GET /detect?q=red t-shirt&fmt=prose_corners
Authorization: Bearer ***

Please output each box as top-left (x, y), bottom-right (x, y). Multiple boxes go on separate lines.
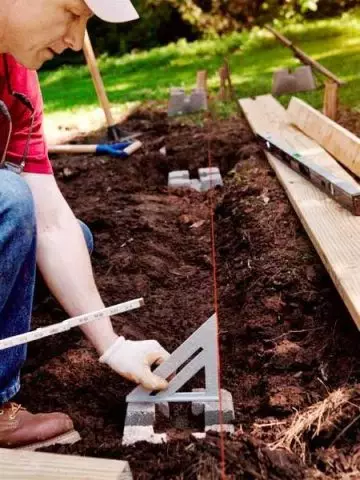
top-left (0, 54), bottom-right (52, 174)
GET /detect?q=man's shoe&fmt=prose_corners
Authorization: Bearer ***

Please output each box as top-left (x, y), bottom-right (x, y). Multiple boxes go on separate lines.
top-left (0, 403), bottom-right (81, 450)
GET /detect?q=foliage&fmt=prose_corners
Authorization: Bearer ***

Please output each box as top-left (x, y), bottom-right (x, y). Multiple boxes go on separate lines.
top-left (41, 0), bottom-right (358, 70)
top-left (146, 0), bottom-right (358, 35)
top-left (39, 12), bottom-right (360, 122)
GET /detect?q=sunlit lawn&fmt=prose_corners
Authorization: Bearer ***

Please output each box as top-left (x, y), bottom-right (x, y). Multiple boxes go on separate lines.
top-left (39, 9), bottom-right (360, 123)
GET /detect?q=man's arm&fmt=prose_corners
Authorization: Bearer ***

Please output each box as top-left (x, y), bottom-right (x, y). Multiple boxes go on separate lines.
top-left (24, 172), bottom-right (118, 354)
top-left (24, 173), bottom-right (169, 390)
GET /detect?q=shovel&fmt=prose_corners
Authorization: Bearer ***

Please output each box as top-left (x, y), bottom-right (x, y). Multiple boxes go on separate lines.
top-left (49, 140), bottom-right (142, 158)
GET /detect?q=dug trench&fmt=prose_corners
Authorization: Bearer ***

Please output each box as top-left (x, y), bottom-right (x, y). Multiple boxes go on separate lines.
top-left (16, 107), bottom-right (360, 479)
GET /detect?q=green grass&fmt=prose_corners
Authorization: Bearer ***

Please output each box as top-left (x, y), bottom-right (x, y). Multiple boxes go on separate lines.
top-left (39, 9), bottom-right (360, 121)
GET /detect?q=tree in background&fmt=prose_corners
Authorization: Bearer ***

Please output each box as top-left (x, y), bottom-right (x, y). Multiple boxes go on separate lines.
top-left (147, 0), bottom-right (357, 34)
top-left (41, 0), bottom-right (357, 69)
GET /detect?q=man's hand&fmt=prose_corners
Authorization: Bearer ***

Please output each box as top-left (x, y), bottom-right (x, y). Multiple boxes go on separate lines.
top-left (99, 337), bottom-right (170, 390)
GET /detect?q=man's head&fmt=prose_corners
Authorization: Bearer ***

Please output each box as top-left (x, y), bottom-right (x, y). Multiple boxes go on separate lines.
top-left (1, 0), bottom-right (138, 70)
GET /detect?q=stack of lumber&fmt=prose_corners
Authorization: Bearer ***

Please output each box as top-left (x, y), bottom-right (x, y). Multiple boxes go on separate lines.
top-left (0, 448), bottom-right (132, 479)
top-left (239, 94), bottom-right (360, 329)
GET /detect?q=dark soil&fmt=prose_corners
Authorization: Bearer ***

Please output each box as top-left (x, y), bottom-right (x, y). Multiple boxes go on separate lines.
top-left (16, 105), bottom-right (360, 479)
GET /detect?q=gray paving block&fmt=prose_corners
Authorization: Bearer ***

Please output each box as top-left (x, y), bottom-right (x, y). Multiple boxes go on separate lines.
top-left (123, 402), bottom-right (168, 445)
top-left (198, 167), bottom-right (220, 178)
top-left (122, 426), bottom-right (167, 446)
top-left (157, 402), bottom-right (170, 419)
top-left (168, 178), bottom-right (191, 188)
top-left (125, 403), bottom-right (155, 427)
top-left (169, 170), bottom-right (190, 180)
top-left (205, 424), bottom-right (235, 434)
top-left (190, 179), bottom-right (202, 192)
top-left (200, 173), bottom-right (223, 192)
top-left (188, 88), bottom-right (208, 113)
top-left (168, 88), bottom-right (186, 116)
top-left (168, 87), bottom-right (207, 116)
top-left (192, 388), bottom-right (235, 426)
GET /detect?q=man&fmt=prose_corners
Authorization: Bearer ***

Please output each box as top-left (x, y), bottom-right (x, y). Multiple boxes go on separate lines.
top-left (0, 0), bottom-right (169, 450)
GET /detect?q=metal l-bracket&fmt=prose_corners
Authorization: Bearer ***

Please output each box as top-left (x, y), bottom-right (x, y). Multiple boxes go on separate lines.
top-left (126, 315), bottom-right (219, 403)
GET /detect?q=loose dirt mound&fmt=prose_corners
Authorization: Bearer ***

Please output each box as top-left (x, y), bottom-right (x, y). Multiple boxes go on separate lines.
top-left (17, 107), bottom-right (360, 478)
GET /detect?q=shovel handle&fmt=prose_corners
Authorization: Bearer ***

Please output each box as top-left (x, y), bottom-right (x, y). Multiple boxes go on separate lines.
top-left (123, 140), bottom-right (142, 156)
top-left (83, 30), bottom-right (115, 127)
top-left (49, 144), bottom-right (97, 154)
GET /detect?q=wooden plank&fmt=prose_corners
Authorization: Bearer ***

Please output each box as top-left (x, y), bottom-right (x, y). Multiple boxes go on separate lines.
top-left (241, 95), bottom-right (359, 185)
top-left (323, 80), bottom-right (338, 120)
top-left (239, 94), bottom-right (360, 329)
top-left (288, 96), bottom-right (360, 178)
top-left (0, 448), bottom-right (132, 480)
top-left (196, 70), bottom-right (208, 91)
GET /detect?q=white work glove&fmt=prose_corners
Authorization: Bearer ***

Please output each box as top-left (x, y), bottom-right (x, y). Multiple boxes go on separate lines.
top-left (99, 336), bottom-right (170, 391)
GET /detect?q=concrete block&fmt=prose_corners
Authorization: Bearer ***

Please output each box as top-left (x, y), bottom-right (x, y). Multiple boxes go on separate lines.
top-left (190, 179), bottom-right (202, 192)
top-left (294, 66), bottom-right (316, 92)
top-left (122, 426), bottom-right (167, 446)
top-left (169, 170), bottom-right (190, 180)
top-left (125, 403), bottom-right (155, 427)
top-left (123, 402), bottom-right (168, 445)
top-left (188, 88), bottom-right (208, 113)
top-left (192, 388), bottom-right (235, 426)
top-left (272, 67), bottom-right (316, 96)
top-left (157, 402), bottom-right (170, 419)
top-left (168, 87), bottom-right (207, 116)
top-left (205, 424), bottom-right (235, 434)
top-left (200, 173), bottom-right (223, 192)
top-left (198, 167), bottom-right (220, 178)
top-left (168, 88), bottom-right (186, 116)
top-left (168, 178), bottom-right (191, 189)
top-left (272, 69), bottom-right (297, 96)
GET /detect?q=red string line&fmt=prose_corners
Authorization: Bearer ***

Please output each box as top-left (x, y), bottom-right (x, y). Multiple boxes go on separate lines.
top-left (207, 135), bottom-right (227, 479)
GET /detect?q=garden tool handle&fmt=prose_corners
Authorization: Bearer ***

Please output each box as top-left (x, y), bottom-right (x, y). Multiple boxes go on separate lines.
top-left (83, 29), bottom-right (116, 128)
top-left (49, 141), bottom-right (143, 158)
top-left (123, 140), bottom-right (142, 156)
top-left (49, 144), bottom-right (97, 154)
top-left (95, 140), bottom-right (142, 157)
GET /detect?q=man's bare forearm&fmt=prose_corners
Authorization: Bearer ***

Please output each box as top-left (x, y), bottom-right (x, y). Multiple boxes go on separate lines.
top-left (24, 173), bottom-right (118, 354)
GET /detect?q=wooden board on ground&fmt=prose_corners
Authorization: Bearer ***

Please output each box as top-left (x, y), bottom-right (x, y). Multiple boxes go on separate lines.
top-left (239, 94), bottom-right (360, 329)
top-left (0, 448), bottom-right (132, 480)
top-left (288, 96), bottom-right (360, 178)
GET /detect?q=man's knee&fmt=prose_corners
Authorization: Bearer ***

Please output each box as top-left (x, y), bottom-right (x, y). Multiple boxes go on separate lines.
top-left (0, 171), bottom-right (35, 242)
top-left (78, 220), bottom-right (94, 254)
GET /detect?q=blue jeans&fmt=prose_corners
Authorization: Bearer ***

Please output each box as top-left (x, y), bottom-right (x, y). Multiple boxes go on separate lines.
top-left (0, 170), bottom-right (93, 404)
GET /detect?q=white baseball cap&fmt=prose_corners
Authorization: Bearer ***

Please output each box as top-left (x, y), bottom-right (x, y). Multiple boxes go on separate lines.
top-left (84, 0), bottom-right (139, 23)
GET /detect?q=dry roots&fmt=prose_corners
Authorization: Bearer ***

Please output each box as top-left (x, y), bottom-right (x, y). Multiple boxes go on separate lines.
top-left (269, 387), bottom-right (359, 461)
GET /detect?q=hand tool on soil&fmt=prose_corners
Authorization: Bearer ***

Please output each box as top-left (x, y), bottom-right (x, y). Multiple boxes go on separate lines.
top-left (49, 139), bottom-right (143, 158)
top-left (0, 298), bottom-right (144, 351)
top-left (127, 314), bottom-right (219, 403)
top-left (257, 131), bottom-right (360, 215)
top-left (123, 315), bottom-right (235, 446)
top-left (83, 30), bottom-right (139, 141)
